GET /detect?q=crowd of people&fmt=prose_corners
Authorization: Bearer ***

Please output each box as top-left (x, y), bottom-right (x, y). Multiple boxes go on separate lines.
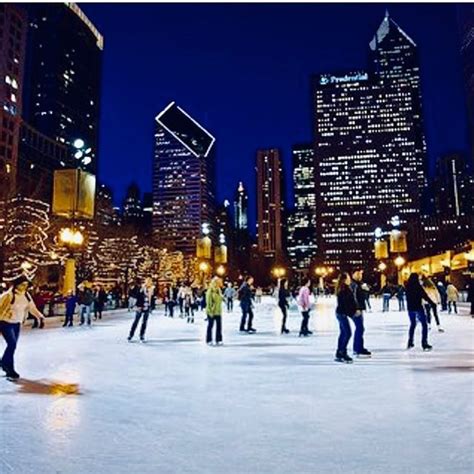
top-left (0, 269), bottom-right (473, 380)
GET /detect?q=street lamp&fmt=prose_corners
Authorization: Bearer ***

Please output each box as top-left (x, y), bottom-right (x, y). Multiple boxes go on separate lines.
top-left (59, 227), bottom-right (84, 295)
top-left (216, 264), bottom-right (226, 277)
top-left (377, 262), bottom-right (387, 289)
top-left (272, 266), bottom-right (286, 280)
top-left (394, 256), bottom-right (406, 285)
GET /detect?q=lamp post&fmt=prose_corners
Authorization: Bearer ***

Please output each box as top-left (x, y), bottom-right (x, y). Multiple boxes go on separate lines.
top-left (272, 266), bottom-right (286, 284)
top-left (394, 255), bottom-right (406, 285)
top-left (378, 261), bottom-right (387, 289)
top-left (59, 227), bottom-right (84, 295)
top-left (216, 264), bottom-right (226, 278)
top-left (315, 266), bottom-right (333, 293)
top-left (73, 138), bottom-right (93, 167)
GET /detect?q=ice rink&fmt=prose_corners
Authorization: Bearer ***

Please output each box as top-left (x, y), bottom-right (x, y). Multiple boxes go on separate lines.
top-left (1, 297), bottom-right (473, 474)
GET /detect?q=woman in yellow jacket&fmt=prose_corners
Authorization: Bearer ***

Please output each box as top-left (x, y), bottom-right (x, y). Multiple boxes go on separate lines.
top-left (206, 277), bottom-right (223, 346)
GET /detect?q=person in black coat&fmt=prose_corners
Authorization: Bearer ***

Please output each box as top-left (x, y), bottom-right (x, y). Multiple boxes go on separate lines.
top-left (93, 285), bottom-right (107, 320)
top-left (335, 272), bottom-right (357, 363)
top-left (278, 279), bottom-right (290, 334)
top-left (238, 276), bottom-right (256, 333)
top-left (349, 269), bottom-right (371, 357)
top-left (405, 273), bottom-right (434, 351)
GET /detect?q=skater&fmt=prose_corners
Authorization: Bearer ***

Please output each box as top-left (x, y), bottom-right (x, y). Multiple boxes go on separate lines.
top-left (396, 285), bottom-right (406, 311)
top-left (223, 282), bottom-right (236, 312)
top-left (405, 273), bottom-right (434, 351)
top-left (446, 283), bottom-right (459, 314)
top-left (93, 285), bottom-right (107, 320)
top-left (255, 287), bottom-right (263, 304)
top-left (128, 278), bottom-right (154, 343)
top-left (238, 276), bottom-right (256, 333)
top-left (0, 276), bottom-right (45, 380)
top-left (278, 278), bottom-right (290, 334)
top-left (297, 279), bottom-right (313, 337)
top-left (184, 286), bottom-right (195, 323)
top-left (31, 288), bottom-right (46, 328)
top-left (381, 284), bottom-right (392, 312)
top-left (350, 269), bottom-right (371, 357)
top-left (63, 290), bottom-right (77, 327)
top-left (206, 277), bottom-right (223, 345)
top-left (437, 281), bottom-right (448, 312)
top-left (78, 282), bottom-right (94, 326)
top-left (177, 284), bottom-right (186, 317)
top-left (128, 280), bottom-right (141, 312)
top-left (361, 282), bottom-right (371, 311)
top-left (334, 272), bottom-right (356, 363)
top-left (422, 277), bottom-right (444, 332)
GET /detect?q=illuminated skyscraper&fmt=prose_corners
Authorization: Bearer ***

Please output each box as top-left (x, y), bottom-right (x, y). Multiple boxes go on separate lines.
top-left (234, 181), bottom-right (248, 231)
top-left (313, 12), bottom-right (427, 268)
top-left (153, 101), bottom-right (216, 255)
top-left (256, 149), bottom-right (283, 259)
top-left (23, 3), bottom-right (103, 174)
top-left (287, 145), bottom-right (317, 276)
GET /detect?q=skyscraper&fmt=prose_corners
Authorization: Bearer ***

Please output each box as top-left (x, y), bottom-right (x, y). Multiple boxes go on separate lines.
top-left (234, 181), bottom-right (248, 231)
top-left (287, 144), bottom-right (317, 276)
top-left (458, 4), bottom-right (474, 166)
top-left (153, 101), bottom-right (216, 255)
top-left (23, 3), bottom-right (103, 174)
top-left (313, 13), bottom-right (427, 268)
top-left (0, 4), bottom-right (27, 200)
top-left (256, 149), bottom-right (283, 259)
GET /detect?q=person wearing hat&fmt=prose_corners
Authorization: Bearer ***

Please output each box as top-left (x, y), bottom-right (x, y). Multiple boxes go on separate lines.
top-left (205, 277), bottom-right (224, 345)
top-left (127, 278), bottom-right (154, 343)
top-left (0, 276), bottom-right (45, 380)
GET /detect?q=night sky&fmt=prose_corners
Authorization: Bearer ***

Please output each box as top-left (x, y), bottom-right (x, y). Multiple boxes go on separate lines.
top-left (81, 3), bottom-right (469, 230)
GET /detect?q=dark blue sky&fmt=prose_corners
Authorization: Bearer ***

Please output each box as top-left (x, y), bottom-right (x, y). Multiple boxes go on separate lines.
top-left (81, 3), bottom-right (469, 229)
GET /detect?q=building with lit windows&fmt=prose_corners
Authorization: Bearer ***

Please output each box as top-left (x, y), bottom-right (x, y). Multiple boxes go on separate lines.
top-left (256, 149), bottom-right (283, 259)
top-left (313, 12), bottom-right (427, 269)
top-left (0, 4), bottom-right (27, 200)
top-left (23, 3), bottom-right (103, 174)
top-left (234, 181), bottom-right (248, 231)
top-left (152, 101), bottom-right (216, 255)
top-left (287, 144), bottom-right (317, 277)
top-left (122, 183), bottom-right (143, 227)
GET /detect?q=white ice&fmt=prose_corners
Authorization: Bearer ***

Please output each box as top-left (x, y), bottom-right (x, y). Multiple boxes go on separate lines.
top-left (0, 297), bottom-right (473, 474)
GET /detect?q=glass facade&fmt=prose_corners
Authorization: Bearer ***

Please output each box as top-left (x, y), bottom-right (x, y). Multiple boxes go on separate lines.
top-left (314, 13), bottom-right (427, 269)
top-left (153, 102), bottom-right (216, 255)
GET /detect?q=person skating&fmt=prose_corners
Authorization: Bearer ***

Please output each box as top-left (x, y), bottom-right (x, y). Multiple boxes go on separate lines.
top-left (381, 284), bottom-right (392, 312)
top-left (206, 277), bottom-right (224, 345)
top-left (128, 280), bottom-right (141, 312)
top-left (223, 282), bottom-right (236, 312)
top-left (297, 279), bottom-right (313, 337)
top-left (361, 282), bottom-right (371, 311)
top-left (396, 285), bottom-right (406, 311)
top-left (128, 278), bottom-right (154, 343)
top-left (93, 285), bottom-right (107, 320)
top-left (78, 282), bottom-right (94, 326)
top-left (334, 273), bottom-right (356, 363)
top-left (63, 291), bottom-right (77, 327)
top-left (446, 283), bottom-right (459, 314)
top-left (350, 269), bottom-right (371, 357)
top-left (238, 276), bottom-right (256, 333)
top-left (0, 276), bottom-right (45, 380)
top-left (437, 281), bottom-right (448, 312)
top-left (422, 277), bottom-right (444, 332)
top-left (405, 273), bottom-right (434, 351)
top-left (278, 278), bottom-right (290, 334)
top-left (31, 288), bottom-right (46, 328)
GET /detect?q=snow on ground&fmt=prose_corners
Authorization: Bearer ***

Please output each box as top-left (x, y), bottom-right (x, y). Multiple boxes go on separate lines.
top-left (0, 296), bottom-right (473, 474)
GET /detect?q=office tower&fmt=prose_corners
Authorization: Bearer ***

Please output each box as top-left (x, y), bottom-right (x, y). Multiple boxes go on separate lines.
top-left (458, 4), bottom-right (474, 166)
top-left (153, 101), bottom-right (216, 255)
top-left (0, 4), bottom-right (27, 200)
top-left (433, 153), bottom-right (473, 218)
top-left (95, 183), bottom-right (116, 229)
top-left (313, 13), bottom-right (427, 268)
top-left (234, 181), bottom-right (248, 231)
top-left (256, 149), bottom-right (283, 259)
top-left (122, 182), bottom-right (143, 227)
top-left (23, 3), bottom-right (103, 174)
top-left (287, 145), bottom-right (317, 276)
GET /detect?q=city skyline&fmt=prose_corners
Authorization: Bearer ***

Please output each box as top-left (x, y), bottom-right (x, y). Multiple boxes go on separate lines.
top-left (82, 3), bottom-right (470, 231)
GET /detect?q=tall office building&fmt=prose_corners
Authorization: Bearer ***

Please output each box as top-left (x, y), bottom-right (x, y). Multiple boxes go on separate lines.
top-left (23, 3), bottom-right (103, 175)
top-left (433, 153), bottom-right (473, 218)
top-left (234, 181), bottom-right (248, 231)
top-left (287, 145), bottom-right (317, 276)
top-left (153, 101), bottom-right (216, 255)
top-left (0, 4), bottom-right (27, 200)
top-left (122, 182), bottom-right (143, 227)
top-left (313, 12), bottom-right (427, 268)
top-left (458, 4), bottom-right (474, 166)
top-left (256, 149), bottom-right (283, 259)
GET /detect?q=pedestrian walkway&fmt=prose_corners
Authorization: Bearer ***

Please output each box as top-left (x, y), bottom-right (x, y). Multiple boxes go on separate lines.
top-left (1, 297), bottom-right (473, 474)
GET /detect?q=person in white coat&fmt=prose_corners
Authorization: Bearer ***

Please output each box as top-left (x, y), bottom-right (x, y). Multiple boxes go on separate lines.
top-left (446, 283), bottom-right (459, 314)
top-left (0, 276), bottom-right (45, 380)
top-left (422, 277), bottom-right (444, 332)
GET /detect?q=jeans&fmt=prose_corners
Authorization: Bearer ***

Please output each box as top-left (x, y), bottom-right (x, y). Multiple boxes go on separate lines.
top-left (206, 316), bottom-right (222, 343)
top-left (398, 297), bottom-right (405, 311)
top-left (448, 301), bottom-right (457, 314)
top-left (240, 304), bottom-right (254, 331)
top-left (349, 314), bottom-right (365, 353)
top-left (300, 310), bottom-right (310, 334)
top-left (0, 321), bottom-right (21, 373)
top-left (336, 313), bottom-right (352, 354)
top-left (129, 310), bottom-right (150, 339)
top-left (383, 294), bottom-right (391, 312)
top-left (226, 297), bottom-right (233, 312)
top-left (424, 303), bottom-right (440, 326)
top-left (408, 310), bottom-right (428, 347)
top-left (80, 304), bottom-right (92, 324)
top-left (279, 304), bottom-right (288, 332)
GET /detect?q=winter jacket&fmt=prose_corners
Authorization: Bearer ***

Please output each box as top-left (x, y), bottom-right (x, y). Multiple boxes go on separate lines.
top-left (405, 282), bottom-right (434, 312)
top-left (278, 287), bottom-right (290, 308)
top-left (206, 287), bottom-right (223, 317)
top-left (350, 281), bottom-right (366, 311)
top-left (298, 286), bottom-right (311, 311)
top-left (238, 283), bottom-right (253, 309)
top-left (78, 288), bottom-right (94, 306)
top-left (65, 295), bottom-right (78, 315)
top-left (0, 289), bottom-right (42, 323)
top-left (336, 286), bottom-right (357, 317)
top-left (446, 285), bottom-right (459, 302)
top-left (423, 285), bottom-right (440, 305)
